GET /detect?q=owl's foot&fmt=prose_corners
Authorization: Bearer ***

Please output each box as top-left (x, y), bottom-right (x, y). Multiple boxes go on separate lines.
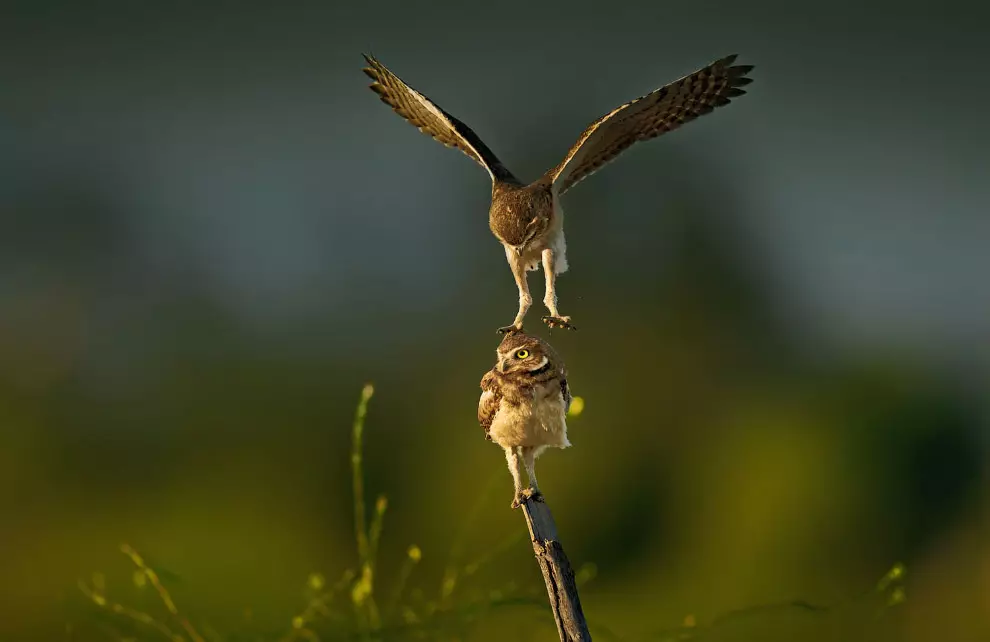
top-left (542, 315), bottom-right (577, 331)
top-left (497, 323), bottom-right (523, 335)
top-left (510, 487), bottom-right (544, 509)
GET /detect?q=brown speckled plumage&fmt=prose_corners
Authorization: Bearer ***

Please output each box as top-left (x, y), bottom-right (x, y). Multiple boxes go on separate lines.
top-left (488, 179), bottom-right (554, 249)
top-left (478, 369), bottom-right (501, 440)
top-left (476, 331), bottom-right (572, 505)
top-left (363, 53), bottom-right (754, 331)
top-left (546, 54), bottom-right (752, 194)
top-left (362, 55), bottom-right (518, 184)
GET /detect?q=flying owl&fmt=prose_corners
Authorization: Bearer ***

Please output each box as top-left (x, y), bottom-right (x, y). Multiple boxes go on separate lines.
top-left (478, 331), bottom-right (572, 508)
top-left (363, 53), bottom-right (754, 333)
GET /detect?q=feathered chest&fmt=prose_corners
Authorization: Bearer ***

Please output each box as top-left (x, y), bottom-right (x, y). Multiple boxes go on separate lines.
top-left (478, 371), bottom-right (571, 449)
top-left (488, 184), bottom-right (555, 248)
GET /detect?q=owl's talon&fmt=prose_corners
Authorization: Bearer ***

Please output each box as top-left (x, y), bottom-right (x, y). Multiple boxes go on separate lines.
top-left (511, 487), bottom-right (543, 508)
top-left (497, 324), bottom-right (523, 335)
top-left (542, 316), bottom-right (577, 331)
top-left (522, 487), bottom-right (544, 502)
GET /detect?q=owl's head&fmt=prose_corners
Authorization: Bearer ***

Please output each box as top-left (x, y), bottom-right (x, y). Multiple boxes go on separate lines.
top-left (495, 331), bottom-right (562, 376)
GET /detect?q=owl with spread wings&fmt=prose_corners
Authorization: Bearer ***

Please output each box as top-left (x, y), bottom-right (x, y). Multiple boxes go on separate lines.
top-left (363, 54), bottom-right (753, 332)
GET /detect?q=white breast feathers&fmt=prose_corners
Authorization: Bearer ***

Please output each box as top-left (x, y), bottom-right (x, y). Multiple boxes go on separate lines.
top-left (487, 381), bottom-right (571, 450)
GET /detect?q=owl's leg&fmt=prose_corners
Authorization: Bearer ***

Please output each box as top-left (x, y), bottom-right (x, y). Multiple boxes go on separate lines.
top-left (497, 247), bottom-right (532, 334)
top-left (540, 248), bottom-right (577, 331)
top-left (505, 446), bottom-right (527, 508)
top-left (519, 446), bottom-right (546, 503)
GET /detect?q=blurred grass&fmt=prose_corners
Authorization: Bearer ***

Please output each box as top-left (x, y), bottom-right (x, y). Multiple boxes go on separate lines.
top-left (70, 384), bottom-right (581, 641)
top-left (68, 384), bottom-right (912, 642)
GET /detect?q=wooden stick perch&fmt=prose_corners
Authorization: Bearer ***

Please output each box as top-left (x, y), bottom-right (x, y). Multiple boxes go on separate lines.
top-left (520, 498), bottom-right (592, 641)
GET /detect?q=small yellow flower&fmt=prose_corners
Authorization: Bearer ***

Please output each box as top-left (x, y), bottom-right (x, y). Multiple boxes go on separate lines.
top-left (567, 396), bottom-right (585, 417)
top-left (877, 562), bottom-right (907, 591)
top-left (292, 616), bottom-right (305, 629)
top-left (887, 587), bottom-right (907, 606)
top-left (407, 545), bottom-right (422, 562)
top-left (351, 565), bottom-right (374, 606)
top-left (376, 495), bottom-right (388, 513)
top-left (307, 572), bottom-right (325, 591)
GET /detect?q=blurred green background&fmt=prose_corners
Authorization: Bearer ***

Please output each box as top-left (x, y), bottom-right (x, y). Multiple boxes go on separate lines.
top-left (2, 0), bottom-right (988, 640)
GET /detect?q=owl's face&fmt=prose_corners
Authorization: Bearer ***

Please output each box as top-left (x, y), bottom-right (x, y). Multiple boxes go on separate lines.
top-left (495, 332), bottom-right (555, 375)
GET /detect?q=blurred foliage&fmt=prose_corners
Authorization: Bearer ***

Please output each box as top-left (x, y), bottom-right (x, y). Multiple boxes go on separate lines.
top-left (65, 387), bottom-right (910, 642)
top-left (68, 385), bottom-right (593, 641)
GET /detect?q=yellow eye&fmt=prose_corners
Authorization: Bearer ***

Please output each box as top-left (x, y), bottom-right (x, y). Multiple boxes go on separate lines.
top-left (515, 349), bottom-right (530, 359)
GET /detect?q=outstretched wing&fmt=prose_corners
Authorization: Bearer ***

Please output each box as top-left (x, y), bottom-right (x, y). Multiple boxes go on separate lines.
top-left (546, 55), bottom-right (754, 195)
top-left (362, 54), bottom-right (516, 183)
top-left (478, 370), bottom-right (503, 441)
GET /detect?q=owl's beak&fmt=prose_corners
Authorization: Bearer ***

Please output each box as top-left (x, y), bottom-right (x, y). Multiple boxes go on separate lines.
top-left (497, 358), bottom-right (507, 374)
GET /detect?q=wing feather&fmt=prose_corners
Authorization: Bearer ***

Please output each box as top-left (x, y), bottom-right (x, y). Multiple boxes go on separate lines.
top-left (363, 55), bottom-right (516, 183)
top-left (546, 55), bottom-right (754, 195)
top-left (478, 370), bottom-right (503, 441)
top-left (560, 378), bottom-right (572, 415)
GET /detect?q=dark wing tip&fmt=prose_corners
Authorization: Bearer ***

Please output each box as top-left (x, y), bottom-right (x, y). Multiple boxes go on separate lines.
top-left (362, 53), bottom-right (383, 74)
top-left (361, 52), bottom-right (383, 82)
top-left (726, 62), bottom-right (755, 91)
top-left (362, 53), bottom-right (388, 76)
top-left (719, 53), bottom-right (739, 67)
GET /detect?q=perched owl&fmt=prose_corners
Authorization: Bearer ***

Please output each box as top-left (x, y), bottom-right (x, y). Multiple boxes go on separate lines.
top-left (363, 54), bottom-right (753, 333)
top-left (478, 331), bottom-right (572, 508)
